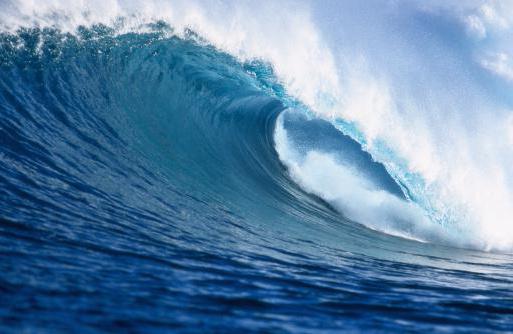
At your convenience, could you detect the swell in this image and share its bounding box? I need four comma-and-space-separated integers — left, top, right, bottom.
0, 24, 508, 259
2, 0, 513, 255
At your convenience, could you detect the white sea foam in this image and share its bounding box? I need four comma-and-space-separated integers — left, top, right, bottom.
274, 115, 477, 248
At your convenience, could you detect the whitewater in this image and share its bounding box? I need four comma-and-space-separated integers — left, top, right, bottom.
0, 0, 512, 332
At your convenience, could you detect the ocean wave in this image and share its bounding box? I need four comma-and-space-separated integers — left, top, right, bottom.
2, 0, 513, 251
2, 2, 513, 332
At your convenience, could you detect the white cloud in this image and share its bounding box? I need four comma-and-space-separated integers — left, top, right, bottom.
465, 14, 487, 39
479, 3, 510, 30
480, 52, 513, 82
461, 1, 513, 39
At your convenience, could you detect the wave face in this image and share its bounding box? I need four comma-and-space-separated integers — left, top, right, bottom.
1, 1, 513, 332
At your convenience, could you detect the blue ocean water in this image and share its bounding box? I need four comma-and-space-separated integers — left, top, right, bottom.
1, 2, 513, 333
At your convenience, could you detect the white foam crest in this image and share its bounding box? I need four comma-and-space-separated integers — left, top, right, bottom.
304, 1, 513, 251
274, 116, 475, 247
323, 53, 513, 252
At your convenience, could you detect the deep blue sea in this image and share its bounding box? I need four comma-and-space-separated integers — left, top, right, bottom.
1, 1, 513, 333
